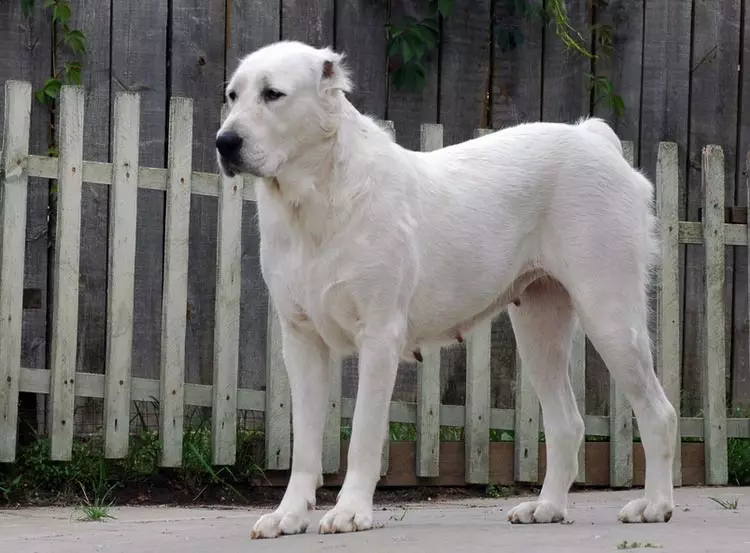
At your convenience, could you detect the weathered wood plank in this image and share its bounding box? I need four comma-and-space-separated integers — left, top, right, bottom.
466, 321, 491, 484
70, 0, 112, 385
417, 346, 441, 478
610, 141, 635, 488
265, 304, 291, 470
171, 0, 225, 387
103, 92, 140, 458
490, 0, 543, 412
19, 366, 750, 440
734, 3, 750, 409
226, 0, 277, 396
49, 86, 85, 460
657, 142, 682, 486
335, 0, 387, 118
322, 356, 342, 474
0, 81, 32, 461
415, 123, 443, 478
440, 0, 492, 145
281, 0, 333, 46
569, 322, 586, 483
702, 145, 728, 485
385, 0, 439, 151
684, 0, 741, 416
159, 97, 193, 467
111, 0, 168, 386
514, 349, 540, 483
0, 0, 53, 446
211, 104, 244, 465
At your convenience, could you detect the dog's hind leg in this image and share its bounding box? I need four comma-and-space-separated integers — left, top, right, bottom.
506, 278, 584, 524
251, 323, 331, 539
569, 271, 677, 523
319, 318, 405, 534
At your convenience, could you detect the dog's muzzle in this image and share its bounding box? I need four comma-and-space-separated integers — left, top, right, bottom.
216, 130, 243, 176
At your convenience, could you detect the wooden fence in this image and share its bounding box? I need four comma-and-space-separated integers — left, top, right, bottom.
1, 81, 749, 488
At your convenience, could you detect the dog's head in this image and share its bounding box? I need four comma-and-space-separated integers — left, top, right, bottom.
216, 41, 352, 178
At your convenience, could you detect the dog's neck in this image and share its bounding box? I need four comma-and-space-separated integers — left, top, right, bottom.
258, 100, 384, 244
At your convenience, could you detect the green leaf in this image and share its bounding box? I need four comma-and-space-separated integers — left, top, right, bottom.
35, 89, 47, 105
43, 78, 62, 98
610, 94, 625, 118
387, 36, 402, 58
437, 0, 454, 18
393, 67, 407, 90
421, 17, 440, 33
401, 38, 414, 63
65, 29, 86, 53
52, 2, 71, 24
413, 25, 437, 50
21, 0, 36, 18
44, 0, 56, 8
405, 33, 425, 61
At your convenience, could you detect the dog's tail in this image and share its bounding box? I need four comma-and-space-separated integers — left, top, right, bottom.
576, 117, 623, 156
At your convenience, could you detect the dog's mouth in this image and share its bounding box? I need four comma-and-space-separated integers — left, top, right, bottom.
218, 155, 265, 179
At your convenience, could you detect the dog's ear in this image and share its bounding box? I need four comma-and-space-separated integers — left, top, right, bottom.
319, 50, 352, 94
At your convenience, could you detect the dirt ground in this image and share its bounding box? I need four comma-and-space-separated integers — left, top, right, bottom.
1, 487, 748, 552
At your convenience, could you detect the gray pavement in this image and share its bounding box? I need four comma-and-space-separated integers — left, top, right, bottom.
1, 487, 748, 552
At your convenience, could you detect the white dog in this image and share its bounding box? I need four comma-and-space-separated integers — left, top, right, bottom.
216, 40, 677, 538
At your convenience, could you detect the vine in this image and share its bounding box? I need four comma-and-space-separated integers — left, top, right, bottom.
20, 0, 87, 155
386, 0, 624, 118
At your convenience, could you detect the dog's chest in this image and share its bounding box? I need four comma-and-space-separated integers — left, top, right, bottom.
262, 237, 360, 353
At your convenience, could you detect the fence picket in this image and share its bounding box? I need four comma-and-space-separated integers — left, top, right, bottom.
211, 105, 244, 465
49, 86, 85, 461
159, 97, 193, 467
702, 145, 728, 485
514, 348, 540, 483
609, 141, 635, 488
570, 324, 586, 483
656, 142, 682, 486
377, 119, 396, 477
104, 92, 140, 459
322, 356, 342, 474
265, 304, 291, 470
0, 81, 32, 462
416, 123, 444, 478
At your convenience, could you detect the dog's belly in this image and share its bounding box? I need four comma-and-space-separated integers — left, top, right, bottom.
402, 269, 544, 360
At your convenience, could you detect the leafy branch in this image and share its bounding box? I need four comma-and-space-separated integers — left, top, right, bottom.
386, 0, 625, 118
22, 0, 87, 106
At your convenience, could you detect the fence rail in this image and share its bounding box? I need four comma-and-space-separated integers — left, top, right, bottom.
1, 81, 749, 487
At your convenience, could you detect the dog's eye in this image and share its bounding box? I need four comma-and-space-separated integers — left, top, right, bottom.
227, 90, 237, 102
262, 88, 285, 102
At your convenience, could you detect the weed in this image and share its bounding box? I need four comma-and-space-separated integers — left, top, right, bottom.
616, 541, 662, 550
486, 484, 516, 499
708, 496, 739, 510
389, 507, 409, 521
728, 438, 750, 486
0, 475, 22, 501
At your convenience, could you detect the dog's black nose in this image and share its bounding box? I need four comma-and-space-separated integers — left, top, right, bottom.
216, 131, 243, 158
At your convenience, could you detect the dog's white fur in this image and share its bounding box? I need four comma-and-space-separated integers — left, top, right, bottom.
218, 41, 678, 538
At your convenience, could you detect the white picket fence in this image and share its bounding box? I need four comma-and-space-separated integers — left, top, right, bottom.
1, 81, 749, 487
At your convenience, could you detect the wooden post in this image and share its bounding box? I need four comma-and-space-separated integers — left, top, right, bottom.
701, 144, 728, 485
514, 349, 540, 483
322, 356, 342, 474
0, 81, 32, 462
104, 92, 140, 459
415, 123, 443, 479
49, 86, 85, 461
656, 141, 682, 486
211, 105, 244, 465
377, 119, 396, 477
569, 323, 586, 483
265, 304, 291, 470
610, 141, 635, 488
159, 97, 193, 467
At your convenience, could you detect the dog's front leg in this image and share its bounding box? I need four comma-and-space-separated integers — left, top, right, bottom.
251, 323, 330, 539
319, 328, 401, 534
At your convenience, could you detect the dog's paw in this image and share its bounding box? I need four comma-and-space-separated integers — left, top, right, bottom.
318, 500, 374, 534
250, 509, 310, 539
618, 497, 674, 523
507, 500, 566, 524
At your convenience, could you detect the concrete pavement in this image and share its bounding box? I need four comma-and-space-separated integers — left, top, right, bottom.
1, 487, 748, 552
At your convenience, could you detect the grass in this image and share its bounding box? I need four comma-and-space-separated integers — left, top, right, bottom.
616, 541, 662, 550
708, 496, 739, 510
728, 438, 750, 486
